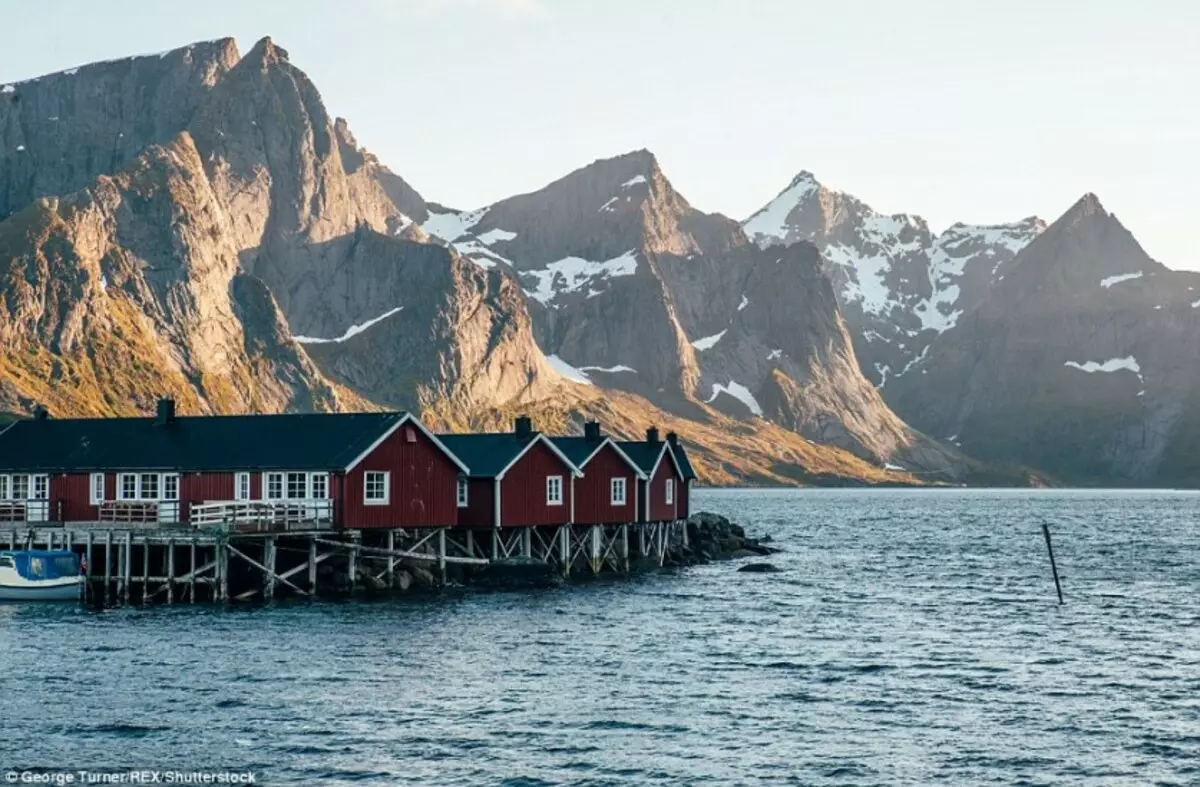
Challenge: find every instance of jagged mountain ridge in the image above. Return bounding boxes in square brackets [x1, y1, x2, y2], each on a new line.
[886, 193, 1200, 484]
[417, 152, 962, 474]
[0, 37, 929, 486]
[743, 172, 1046, 387]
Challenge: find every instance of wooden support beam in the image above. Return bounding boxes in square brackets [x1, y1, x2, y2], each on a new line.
[103, 530, 113, 606]
[438, 529, 447, 585]
[189, 540, 196, 604]
[309, 537, 318, 594]
[151, 559, 216, 598]
[84, 531, 94, 606]
[227, 543, 307, 598]
[237, 551, 329, 601]
[311, 537, 490, 566]
[263, 536, 277, 601]
[218, 541, 229, 602]
[142, 538, 151, 605]
[166, 538, 176, 605]
[465, 530, 475, 559]
[348, 536, 359, 594]
[386, 530, 396, 589]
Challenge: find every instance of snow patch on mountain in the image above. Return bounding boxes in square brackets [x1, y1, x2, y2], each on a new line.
[544, 354, 594, 385]
[522, 250, 640, 306]
[742, 172, 819, 245]
[1100, 272, 1143, 288]
[579, 364, 637, 374]
[422, 207, 486, 242]
[706, 381, 764, 416]
[1064, 356, 1142, 379]
[691, 329, 727, 351]
[294, 307, 403, 344]
[622, 175, 647, 188]
[476, 228, 517, 244]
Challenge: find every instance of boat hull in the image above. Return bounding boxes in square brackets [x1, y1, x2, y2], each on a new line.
[0, 578, 82, 601]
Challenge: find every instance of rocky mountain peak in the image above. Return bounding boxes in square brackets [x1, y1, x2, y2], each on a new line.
[245, 36, 289, 67]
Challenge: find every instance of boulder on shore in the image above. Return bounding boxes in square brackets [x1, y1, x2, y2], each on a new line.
[664, 511, 779, 567]
[738, 563, 782, 573]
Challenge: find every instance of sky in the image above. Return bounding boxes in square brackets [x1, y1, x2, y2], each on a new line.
[3, 0, 1198, 268]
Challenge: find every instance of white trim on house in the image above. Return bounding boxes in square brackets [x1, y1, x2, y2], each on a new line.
[344, 412, 471, 475]
[611, 477, 627, 506]
[456, 478, 469, 508]
[363, 470, 390, 505]
[262, 471, 328, 502]
[495, 433, 583, 480]
[115, 472, 177, 502]
[89, 472, 105, 505]
[234, 472, 251, 501]
[646, 442, 684, 481]
[565, 437, 648, 479]
[546, 475, 564, 506]
[493, 478, 502, 527]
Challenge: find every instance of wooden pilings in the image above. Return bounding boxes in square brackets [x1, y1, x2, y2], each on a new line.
[6, 519, 689, 607]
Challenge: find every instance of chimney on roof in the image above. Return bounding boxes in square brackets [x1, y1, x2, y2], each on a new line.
[646, 426, 660, 444]
[666, 431, 679, 447]
[32, 404, 50, 421]
[514, 415, 533, 437]
[156, 398, 176, 426]
[584, 421, 602, 441]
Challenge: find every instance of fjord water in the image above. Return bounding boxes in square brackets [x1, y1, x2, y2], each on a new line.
[2, 489, 1198, 786]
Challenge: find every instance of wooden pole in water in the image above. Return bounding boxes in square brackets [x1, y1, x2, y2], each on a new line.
[84, 531, 94, 607]
[1042, 522, 1064, 605]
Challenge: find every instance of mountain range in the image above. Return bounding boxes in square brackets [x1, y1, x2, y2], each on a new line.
[2, 37, 1195, 486]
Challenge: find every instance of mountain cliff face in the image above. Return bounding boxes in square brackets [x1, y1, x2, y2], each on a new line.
[419, 153, 960, 472]
[0, 38, 933, 486]
[743, 172, 1045, 387]
[886, 194, 1200, 484]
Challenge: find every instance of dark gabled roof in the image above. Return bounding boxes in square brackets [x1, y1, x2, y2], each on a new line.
[669, 440, 697, 480]
[550, 437, 607, 468]
[437, 433, 538, 478]
[438, 432, 580, 479]
[615, 440, 668, 476]
[0, 412, 412, 473]
[551, 436, 645, 477]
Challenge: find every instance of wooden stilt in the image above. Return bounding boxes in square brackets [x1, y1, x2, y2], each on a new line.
[122, 532, 133, 605]
[103, 531, 113, 606]
[491, 528, 499, 560]
[142, 538, 151, 604]
[189, 540, 196, 604]
[264, 536, 277, 601]
[437, 528, 447, 585]
[386, 530, 396, 589]
[228, 543, 307, 597]
[559, 525, 571, 576]
[166, 538, 176, 605]
[218, 540, 229, 602]
[84, 531, 94, 606]
[348, 535, 359, 594]
[308, 537, 318, 595]
[621, 524, 630, 572]
[466, 529, 475, 559]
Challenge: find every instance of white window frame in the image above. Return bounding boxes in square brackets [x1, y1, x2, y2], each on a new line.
[264, 472, 284, 501]
[31, 475, 48, 500]
[665, 478, 674, 505]
[0, 475, 9, 500]
[546, 475, 563, 506]
[114, 472, 177, 502]
[310, 473, 329, 501]
[364, 471, 390, 505]
[457, 478, 469, 508]
[235, 472, 251, 501]
[610, 477, 627, 506]
[285, 471, 308, 501]
[162, 473, 179, 501]
[118, 473, 138, 501]
[89, 473, 105, 505]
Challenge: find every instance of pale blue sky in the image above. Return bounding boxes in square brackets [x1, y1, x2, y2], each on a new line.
[3, 0, 1197, 267]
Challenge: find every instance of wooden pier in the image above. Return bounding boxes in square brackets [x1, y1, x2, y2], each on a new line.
[4, 521, 688, 607]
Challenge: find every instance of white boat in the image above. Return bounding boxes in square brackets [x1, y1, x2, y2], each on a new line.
[0, 550, 83, 601]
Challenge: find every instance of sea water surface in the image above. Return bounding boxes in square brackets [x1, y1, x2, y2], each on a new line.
[2, 489, 1199, 785]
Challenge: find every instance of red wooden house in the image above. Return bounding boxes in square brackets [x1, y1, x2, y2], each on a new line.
[551, 422, 646, 525]
[617, 428, 690, 523]
[0, 400, 468, 530]
[438, 417, 582, 528]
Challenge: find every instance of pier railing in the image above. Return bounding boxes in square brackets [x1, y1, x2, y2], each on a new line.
[189, 500, 335, 533]
[0, 500, 50, 524]
[98, 501, 181, 526]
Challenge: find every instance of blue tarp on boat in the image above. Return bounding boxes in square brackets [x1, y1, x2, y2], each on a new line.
[0, 550, 80, 580]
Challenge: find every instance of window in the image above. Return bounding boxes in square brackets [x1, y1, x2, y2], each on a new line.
[546, 475, 563, 506]
[457, 478, 469, 508]
[310, 473, 328, 500]
[11, 475, 28, 500]
[364, 471, 389, 505]
[140, 473, 159, 501]
[90, 473, 105, 504]
[0, 555, 13, 569]
[119, 473, 138, 501]
[235, 473, 251, 501]
[665, 478, 674, 505]
[0, 475, 8, 499]
[265, 472, 284, 501]
[611, 477, 627, 506]
[162, 474, 179, 501]
[286, 472, 308, 500]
